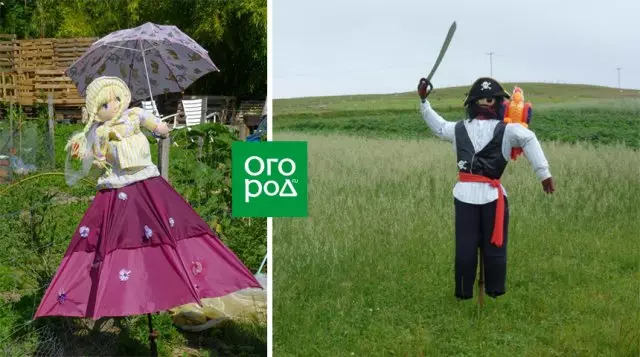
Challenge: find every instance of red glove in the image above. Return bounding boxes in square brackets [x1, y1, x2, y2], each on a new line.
[542, 177, 555, 194]
[417, 78, 432, 100]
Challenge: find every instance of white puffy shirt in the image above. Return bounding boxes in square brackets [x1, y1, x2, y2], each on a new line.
[420, 100, 552, 205]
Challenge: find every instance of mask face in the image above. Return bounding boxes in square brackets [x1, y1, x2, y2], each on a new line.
[469, 97, 499, 119]
[477, 97, 496, 107]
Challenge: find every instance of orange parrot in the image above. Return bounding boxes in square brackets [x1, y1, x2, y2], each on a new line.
[502, 86, 532, 160]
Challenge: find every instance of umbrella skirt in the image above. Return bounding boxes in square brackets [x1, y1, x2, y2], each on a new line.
[34, 176, 261, 319]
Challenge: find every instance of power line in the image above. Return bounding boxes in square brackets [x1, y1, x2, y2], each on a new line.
[486, 52, 494, 77]
[616, 66, 622, 91]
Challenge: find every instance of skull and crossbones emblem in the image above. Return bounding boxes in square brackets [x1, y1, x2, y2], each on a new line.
[480, 81, 492, 91]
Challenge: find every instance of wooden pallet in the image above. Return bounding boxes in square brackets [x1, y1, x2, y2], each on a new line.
[0, 37, 96, 111]
[54, 38, 96, 68]
[0, 70, 84, 107]
[12, 40, 56, 72]
[0, 72, 17, 101]
[0, 42, 13, 72]
[0, 37, 96, 73]
[33, 69, 84, 106]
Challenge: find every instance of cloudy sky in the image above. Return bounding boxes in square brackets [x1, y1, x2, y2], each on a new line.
[273, 0, 640, 99]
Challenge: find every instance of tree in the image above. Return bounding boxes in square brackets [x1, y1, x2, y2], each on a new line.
[189, 0, 267, 99]
[0, 0, 266, 99]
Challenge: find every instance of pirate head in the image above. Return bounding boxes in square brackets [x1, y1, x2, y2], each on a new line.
[463, 77, 510, 120]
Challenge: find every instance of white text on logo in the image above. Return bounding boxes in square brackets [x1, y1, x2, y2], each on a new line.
[244, 156, 298, 203]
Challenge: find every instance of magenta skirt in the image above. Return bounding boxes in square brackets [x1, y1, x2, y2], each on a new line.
[34, 176, 261, 320]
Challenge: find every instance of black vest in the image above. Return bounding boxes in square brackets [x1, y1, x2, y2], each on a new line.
[455, 121, 508, 179]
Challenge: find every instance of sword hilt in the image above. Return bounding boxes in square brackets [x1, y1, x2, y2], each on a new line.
[420, 78, 434, 98]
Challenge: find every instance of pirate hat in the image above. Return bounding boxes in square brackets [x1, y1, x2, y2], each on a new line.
[463, 77, 510, 106]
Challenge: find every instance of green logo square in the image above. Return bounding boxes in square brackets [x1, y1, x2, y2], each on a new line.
[231, 141, 308, 217]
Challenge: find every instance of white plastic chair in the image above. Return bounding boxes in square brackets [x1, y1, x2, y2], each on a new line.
[140, 100, 180, 148]
[140, 100, 158, 115]
[142, 99, 218, 133]
[141, 100, 178, 127]
[182, 99, 219, 128]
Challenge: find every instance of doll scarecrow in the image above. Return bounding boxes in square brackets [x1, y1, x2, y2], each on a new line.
[417, 77, 555, 300]
[35, 76, 261, 319]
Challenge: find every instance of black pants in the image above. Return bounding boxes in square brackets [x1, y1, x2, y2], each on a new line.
[454, 197, 509, 299]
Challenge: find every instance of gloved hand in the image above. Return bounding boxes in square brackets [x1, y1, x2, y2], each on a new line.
[542, 177, 555, 194]
[153, 122, 170, 138]
[417, 78, 433, 100]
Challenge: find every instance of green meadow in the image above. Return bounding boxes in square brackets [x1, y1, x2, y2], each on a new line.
[273, 83, 640, 356]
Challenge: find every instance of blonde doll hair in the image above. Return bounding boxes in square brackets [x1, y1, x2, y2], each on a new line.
[65, 77, 132, 161]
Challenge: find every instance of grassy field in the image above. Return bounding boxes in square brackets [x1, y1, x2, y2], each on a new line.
[272, 83, 640, 356]
[274, 83, 640, 149]
[274, 82, 640, 114]
[0, 117, 266, 356]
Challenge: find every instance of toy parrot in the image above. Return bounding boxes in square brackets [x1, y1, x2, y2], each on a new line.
[502, 86, 532, 160]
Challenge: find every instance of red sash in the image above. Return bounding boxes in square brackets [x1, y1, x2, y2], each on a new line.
[458, 172, 505, 247]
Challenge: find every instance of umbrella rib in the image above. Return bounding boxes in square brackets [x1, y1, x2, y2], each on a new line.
[140, 40, 158, 110]
[126, 42, 137, 95]
[72, 43, 133, 93]
[141, 42, 208, 55]
[71, 36, 217, 100]
[105, 44, 141, 52]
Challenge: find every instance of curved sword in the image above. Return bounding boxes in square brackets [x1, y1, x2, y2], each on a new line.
[423, 21, 457, 96]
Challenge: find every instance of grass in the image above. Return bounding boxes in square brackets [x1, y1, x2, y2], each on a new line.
[273, 83, 640, 149]
[273, 132, 640, 357]
[273, 82, 640, 115]
[272, 83, 640, 356]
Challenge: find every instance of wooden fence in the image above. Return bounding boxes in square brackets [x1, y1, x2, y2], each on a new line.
[236, 100, 265, 140]
[0, 36, 266, 134]
[0, 37, 97, 117]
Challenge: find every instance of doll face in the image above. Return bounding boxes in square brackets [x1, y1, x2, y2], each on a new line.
[96, 95, 122, 122]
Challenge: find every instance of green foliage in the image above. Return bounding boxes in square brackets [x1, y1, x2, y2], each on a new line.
[0, 1, 266, 353]
[170, 123, 267, 270]
[273, 82, 640, 115]
[56, 1, 96, 37]
[1, 1, 32, 38]
[273, 131, 640, 357]
[171, 124, 235, 222]
[272, 84, 640, 356]
[0, 0, 266, 99]
[274, 89, 640, 150]
[56, 0, 141, 37]
[118, 314, 267, 356]
[190, 0, 267, 99]
[120, 314, 187, 356]
[275, 107, 640, 149]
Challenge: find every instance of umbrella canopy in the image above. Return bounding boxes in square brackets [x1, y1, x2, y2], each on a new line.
[66, 22, 219, 102]
[34, 176, 262, 320]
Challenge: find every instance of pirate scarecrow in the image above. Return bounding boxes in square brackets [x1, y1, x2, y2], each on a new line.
[417, 77, 555, 301]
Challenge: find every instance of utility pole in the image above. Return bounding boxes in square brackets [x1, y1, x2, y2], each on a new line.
[486, 52, 494, 77]
[616, 67, 622, 92]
